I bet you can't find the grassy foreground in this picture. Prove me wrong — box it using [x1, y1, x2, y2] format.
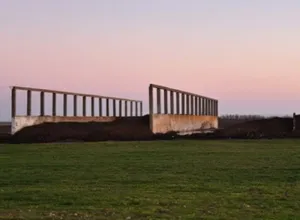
[0, 140, 300, 219]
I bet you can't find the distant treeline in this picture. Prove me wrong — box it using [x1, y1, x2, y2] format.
[219, 114, 292, 120]
[218, 114, 294, 129]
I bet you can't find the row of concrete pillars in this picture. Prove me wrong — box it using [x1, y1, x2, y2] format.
[149, 85, 218, 116]
[11, 87, 143, 118]
[11, 84, 219, 118]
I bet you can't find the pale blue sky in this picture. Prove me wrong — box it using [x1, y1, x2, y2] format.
[2, 0, 300, 34]
[1, 0, 300, 120]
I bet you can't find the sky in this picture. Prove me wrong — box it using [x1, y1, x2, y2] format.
[1, 0, 300, 120]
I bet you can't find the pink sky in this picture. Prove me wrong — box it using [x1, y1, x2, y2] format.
[1, 0, 300, 119]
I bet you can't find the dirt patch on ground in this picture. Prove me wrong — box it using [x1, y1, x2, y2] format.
[213, 116, 296, 139]
[180, 116, 300, 139]
[0, 124, 11, 143]
[0, 124, 10, 133]
[10, 115, 155, 143]
[8, 115, 300, 143]
[218, 118, 256, 129]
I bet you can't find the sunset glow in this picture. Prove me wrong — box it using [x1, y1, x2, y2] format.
[1, 0, 300, 120]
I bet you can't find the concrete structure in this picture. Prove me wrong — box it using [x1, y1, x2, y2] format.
[151, 114, 218, 134]
[11, 116, 118, 134]
[149, 84, 218, 134]
[11, 86, 143, 135]
[10, 84, 218, 136]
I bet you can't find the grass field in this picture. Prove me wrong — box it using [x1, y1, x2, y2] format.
[0, 140, 300, 219]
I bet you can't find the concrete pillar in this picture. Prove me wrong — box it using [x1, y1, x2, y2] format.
[191, 95, 195, 115]
[199, 97, 203, 115]
[208, 99, 211, 115]
[214, 100, 217, 116]
[63, 94, 67, 116]
[99, 98, 102, 116]
[52, 93, 56, 116]
[202, 98, 205, 115]
[205, 99, 209, 115]
[113, 99, 116, 116]
[74, 95, 77, 116]
[119, 100, 122, 117]
[206, 99, 209, 115]
[40, 91, 45, 116]
[82, 96, 86, 116]
[149, 85, 153, 116]
[91, 97, 94, 117]
[157, 88, 161, 114]
[11, 87, 16, 118]
[125, 101, 128, 116]
[170, 91, 174, 114]
[130, 101, 133, 116]
[27, 90, 31, 116]
[195, 96, 198, 115]
[164, 89, 168, 114]
[140, 102, 143, 116]
[135, 101, 138, 116]
[181, 93, 185, 115]
[176, 92, 180, 114]
[106, 98, 109, 116]
[186, 94, 190, 115]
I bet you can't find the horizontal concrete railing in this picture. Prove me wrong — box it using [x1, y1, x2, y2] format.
[11, 86, 143, 134]
[149, 84, 218, 116]
[11, 86, 143, 118]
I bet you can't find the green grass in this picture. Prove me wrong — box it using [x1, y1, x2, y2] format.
[0, 140, 300, 219]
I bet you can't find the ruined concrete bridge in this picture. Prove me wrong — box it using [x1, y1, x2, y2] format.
[10, 84, 218, 136]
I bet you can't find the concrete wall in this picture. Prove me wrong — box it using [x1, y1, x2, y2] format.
[150, 114, 218, 134]
[11, 116, 117, 134]
[12, 114, 219, 135]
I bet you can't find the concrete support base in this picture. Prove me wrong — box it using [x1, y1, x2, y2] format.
[150, 114, 218, 134]
[11, 116, 118, 134]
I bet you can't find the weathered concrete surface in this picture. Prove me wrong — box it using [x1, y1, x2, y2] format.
[150, 114, 218, 134]
[11, 116, 117, 134]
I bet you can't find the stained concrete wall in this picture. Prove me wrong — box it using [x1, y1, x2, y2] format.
[150, 114, 218, 134]
[11, 116, 117, 134]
